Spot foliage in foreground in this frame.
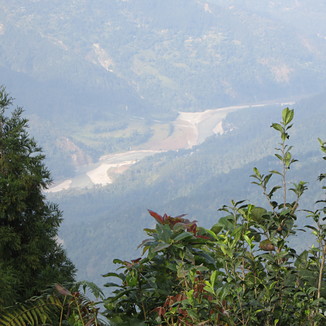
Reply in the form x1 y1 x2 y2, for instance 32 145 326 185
0 282 104 326
0 86 75 309
103 108 326 325
1 108 325 325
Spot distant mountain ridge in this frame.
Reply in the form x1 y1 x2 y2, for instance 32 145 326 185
1 0 326 115
2 0 326 179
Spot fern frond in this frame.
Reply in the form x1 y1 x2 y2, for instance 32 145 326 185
0 295 63 326
0 283 106 325
75 280 105 299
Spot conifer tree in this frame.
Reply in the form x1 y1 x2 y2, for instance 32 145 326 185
0 86 75 308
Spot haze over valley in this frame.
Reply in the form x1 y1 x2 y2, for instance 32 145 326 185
1 0 325 283
47 101 294 192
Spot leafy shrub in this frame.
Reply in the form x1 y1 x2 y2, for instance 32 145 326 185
104 109 326 326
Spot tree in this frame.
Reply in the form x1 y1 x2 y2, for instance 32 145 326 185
0 86 75 308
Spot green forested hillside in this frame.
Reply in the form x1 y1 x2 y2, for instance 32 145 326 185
2 0 325 115
2 0 326 179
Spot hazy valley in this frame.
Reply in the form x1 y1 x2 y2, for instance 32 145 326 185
0 0 325 285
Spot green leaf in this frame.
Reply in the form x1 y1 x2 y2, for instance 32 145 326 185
284 151 292 167
271 123 283 132
203 285 215 295
152 242 171 252
220 246 233 258
282 107 294 125
196 251 217 266
244 234 253 247
250 207 267 221
281 131 289 141
268 186 281 198
102 272 123 278
143 228 156 234
25 311 34 324
270 170 282 176
203 228 219 240
252 167 261 177
104 282 122 288
210 270 217 285
305 225 318 232
173 231 193 242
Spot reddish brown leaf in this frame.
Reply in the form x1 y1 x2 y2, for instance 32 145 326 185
153 306 166 316
187 223 197 234
55 283 71 296
195 235 211 240
131 257 142 263
174 213 188 219
162 213 169 222
85 318 95 326
148 209 164 224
